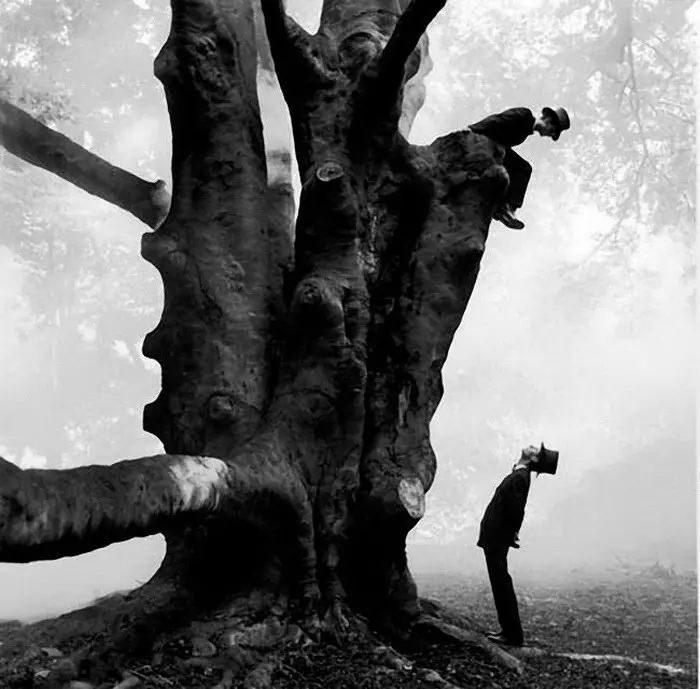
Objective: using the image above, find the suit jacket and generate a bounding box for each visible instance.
[469,107,536,149]
[477,467,531,549]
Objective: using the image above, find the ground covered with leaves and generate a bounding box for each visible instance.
[0,565,695,688]
[413,565,697,688]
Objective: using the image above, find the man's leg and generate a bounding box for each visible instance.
[493,150,533,230]
[504,150,533,210]
[484,546,524,645]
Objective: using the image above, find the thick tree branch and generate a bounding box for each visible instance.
[377,0,446,87]
[0,97,170,229]
[260,0,310,52]
[0,454,231,562]
[260,0,319,99]
[345,131,507,626]
[363,130,506,490]
[0,444,319,611]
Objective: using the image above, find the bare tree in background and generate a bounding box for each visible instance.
[0,0,521,684]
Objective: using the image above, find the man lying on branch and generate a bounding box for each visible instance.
[468,106,571,230]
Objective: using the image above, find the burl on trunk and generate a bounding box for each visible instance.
[0,0,510,682]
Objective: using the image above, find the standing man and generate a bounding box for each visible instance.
[468,106,571,230]
[477,443,560,647]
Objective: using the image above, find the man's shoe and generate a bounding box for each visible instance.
[493,208,525,230]
[486,632,523,648]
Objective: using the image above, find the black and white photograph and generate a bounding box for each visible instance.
[0,0,696,687]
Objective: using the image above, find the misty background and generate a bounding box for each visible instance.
[0,0,695,622]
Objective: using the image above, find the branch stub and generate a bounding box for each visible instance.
[316,163,345,182]
[398,477,425,519]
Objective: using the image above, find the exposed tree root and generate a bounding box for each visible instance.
[1,589,309,687]
[0,589,528,689]
[409,599,524,675]
[411,617,524,675]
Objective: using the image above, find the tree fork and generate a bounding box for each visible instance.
[376,0,446,86]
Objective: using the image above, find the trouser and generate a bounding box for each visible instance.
[503,150,532,210]
[483,546,524,644]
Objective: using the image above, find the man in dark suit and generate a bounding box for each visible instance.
[468,106,571,230]
[477,443,560,647]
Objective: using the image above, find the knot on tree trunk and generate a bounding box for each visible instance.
[206,393,258,430]
[334,350,367,395]
[140,233,187,274]
[291,278,346,333]
[461,235,485,261]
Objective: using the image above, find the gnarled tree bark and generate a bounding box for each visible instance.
[0,0,514,685]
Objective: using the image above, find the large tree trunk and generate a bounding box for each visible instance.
[0,0,513,685]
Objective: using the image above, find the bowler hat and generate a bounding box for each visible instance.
[541,107,571,141]
[536,442,559,475]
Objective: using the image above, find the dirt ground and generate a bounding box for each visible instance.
[273,566,697,689]
[411,566,697,688]
[0,565,696,688]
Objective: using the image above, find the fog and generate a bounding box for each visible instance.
[0,0,695,623]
